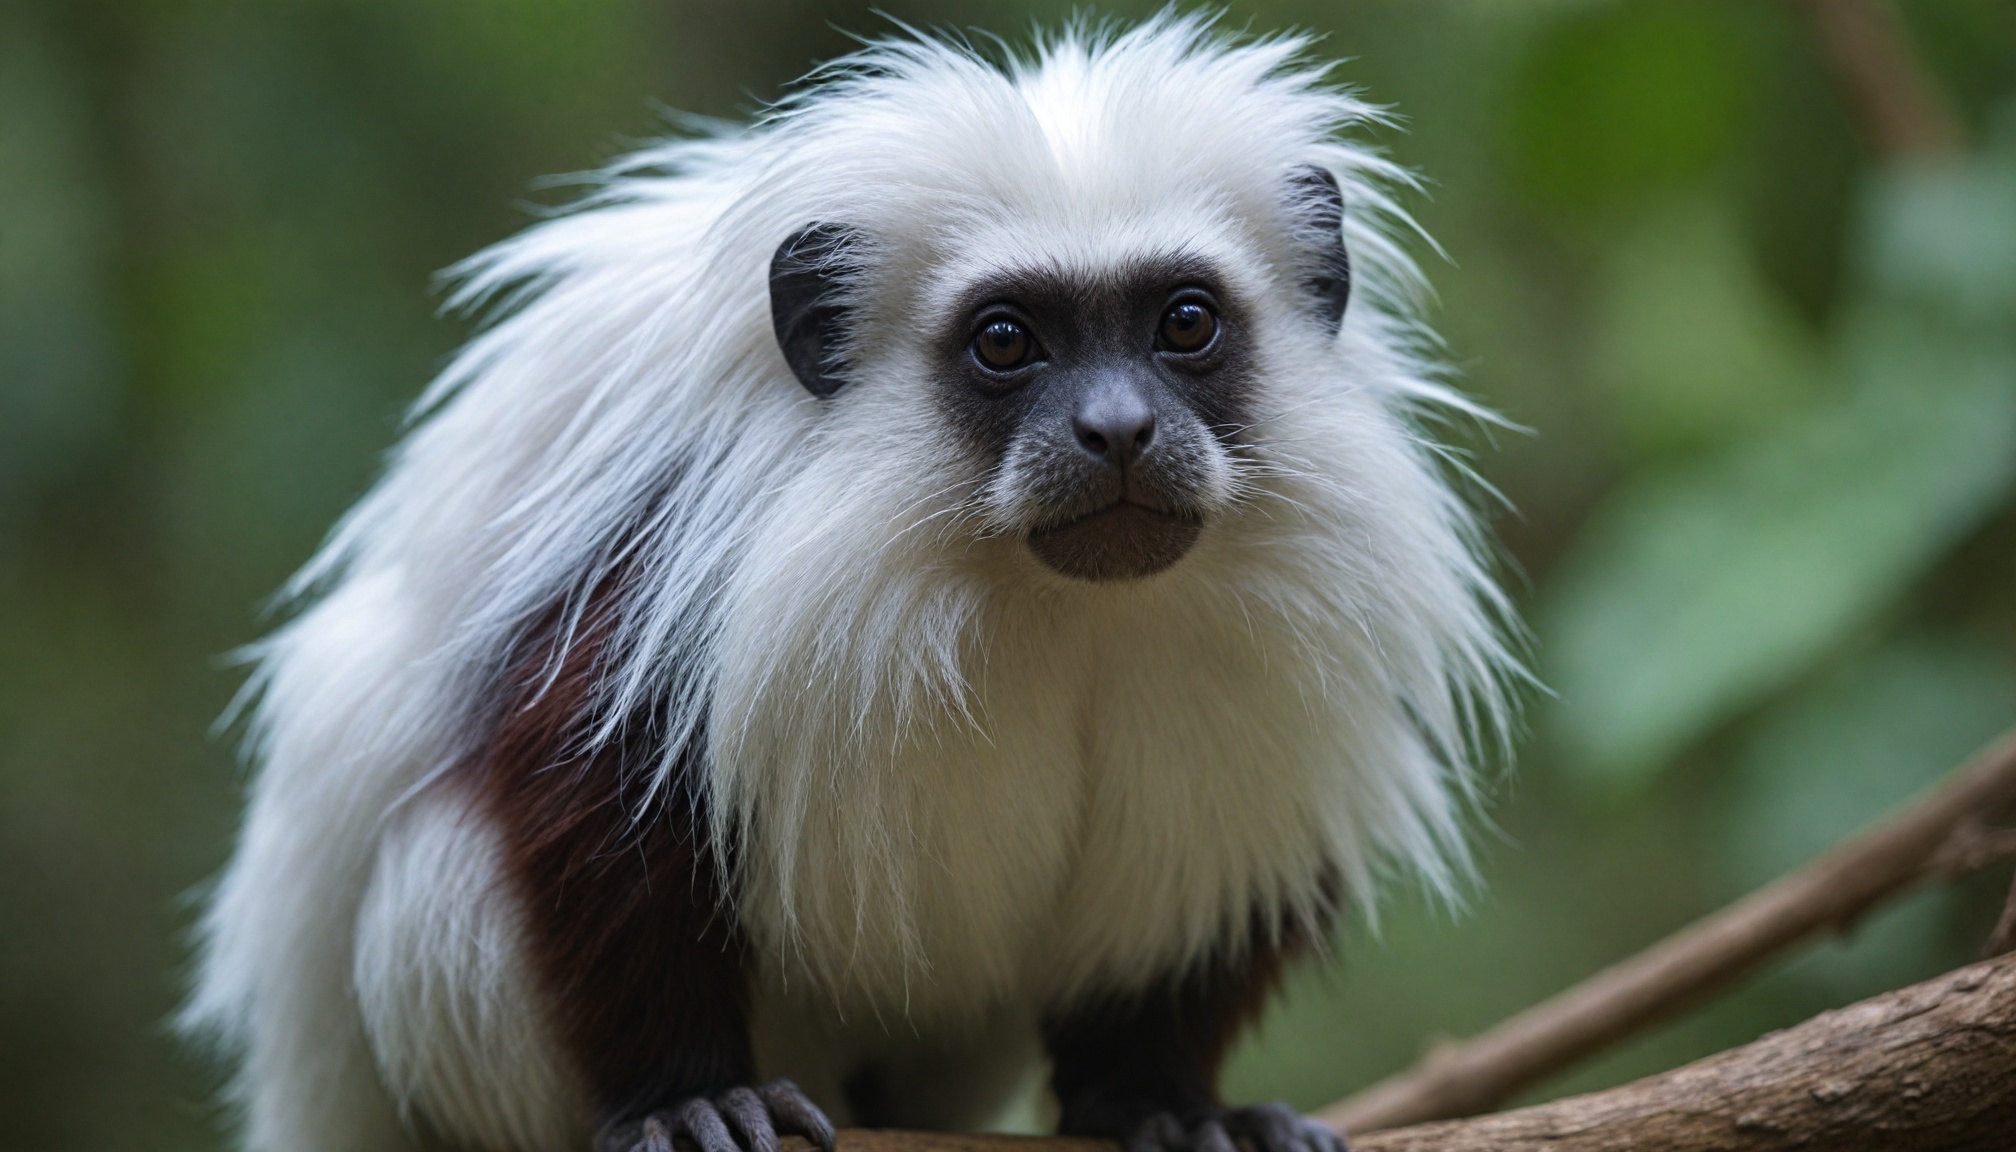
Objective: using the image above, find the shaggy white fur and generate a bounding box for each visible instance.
[183,16,1519,1152]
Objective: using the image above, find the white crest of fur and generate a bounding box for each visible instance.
[184,15,1520,1150]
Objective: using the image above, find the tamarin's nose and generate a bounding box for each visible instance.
[1073,388,1156,469]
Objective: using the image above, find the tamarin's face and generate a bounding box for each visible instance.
[932,253,1251,581]
[769,175,1349,585]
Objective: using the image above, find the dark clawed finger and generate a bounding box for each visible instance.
[719,1086,780,1152]
[673,1098,739,1152]
[758,1078,836,1152]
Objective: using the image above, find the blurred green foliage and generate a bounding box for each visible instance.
[1510,2,1755,210]
[1545,126,2016,785]
[1,1,2013,1148]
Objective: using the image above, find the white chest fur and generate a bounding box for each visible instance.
[722,574,1370,1030]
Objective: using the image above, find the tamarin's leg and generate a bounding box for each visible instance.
[1043,943,1345,1152]
[471,587,835,1152]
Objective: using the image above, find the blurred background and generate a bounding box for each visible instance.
[2,0,2014,1147]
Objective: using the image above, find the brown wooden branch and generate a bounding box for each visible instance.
[1318,728,2016,1134]
[1349,953,2016,1152]
[801,955,2016,1152]
[1793,0,1966,159]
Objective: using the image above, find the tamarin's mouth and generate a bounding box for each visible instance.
[1027,501,1201,582]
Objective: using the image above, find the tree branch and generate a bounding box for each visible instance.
[1349,953,2016,1152]
[1318,728,2016,1134]
[802,955,2016,1152]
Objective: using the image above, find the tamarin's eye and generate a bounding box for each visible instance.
[973,318,1035,371]
[1158,300,1217,353]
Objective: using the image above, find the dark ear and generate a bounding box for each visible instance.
[1288,165,1351,331]
[769,223,860,398]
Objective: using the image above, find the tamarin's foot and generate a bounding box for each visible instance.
[1120,1104,1347,1152]
[597,1079,837,1152]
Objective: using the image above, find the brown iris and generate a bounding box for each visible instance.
[973,319,1034,370]
[1159,301,1217,352]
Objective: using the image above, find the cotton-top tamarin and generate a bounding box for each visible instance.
[184,17,1519,1152]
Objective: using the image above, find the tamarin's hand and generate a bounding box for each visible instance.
[596,1081,835,1152]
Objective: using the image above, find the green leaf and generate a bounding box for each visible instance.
[1542,339,2016,787]
[1541,135,2016,789]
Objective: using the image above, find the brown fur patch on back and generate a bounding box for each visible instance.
[463,576,753,1123]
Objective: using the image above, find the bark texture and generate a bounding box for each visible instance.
[793,952,2016,1152]
[1352,954,2016,1151]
